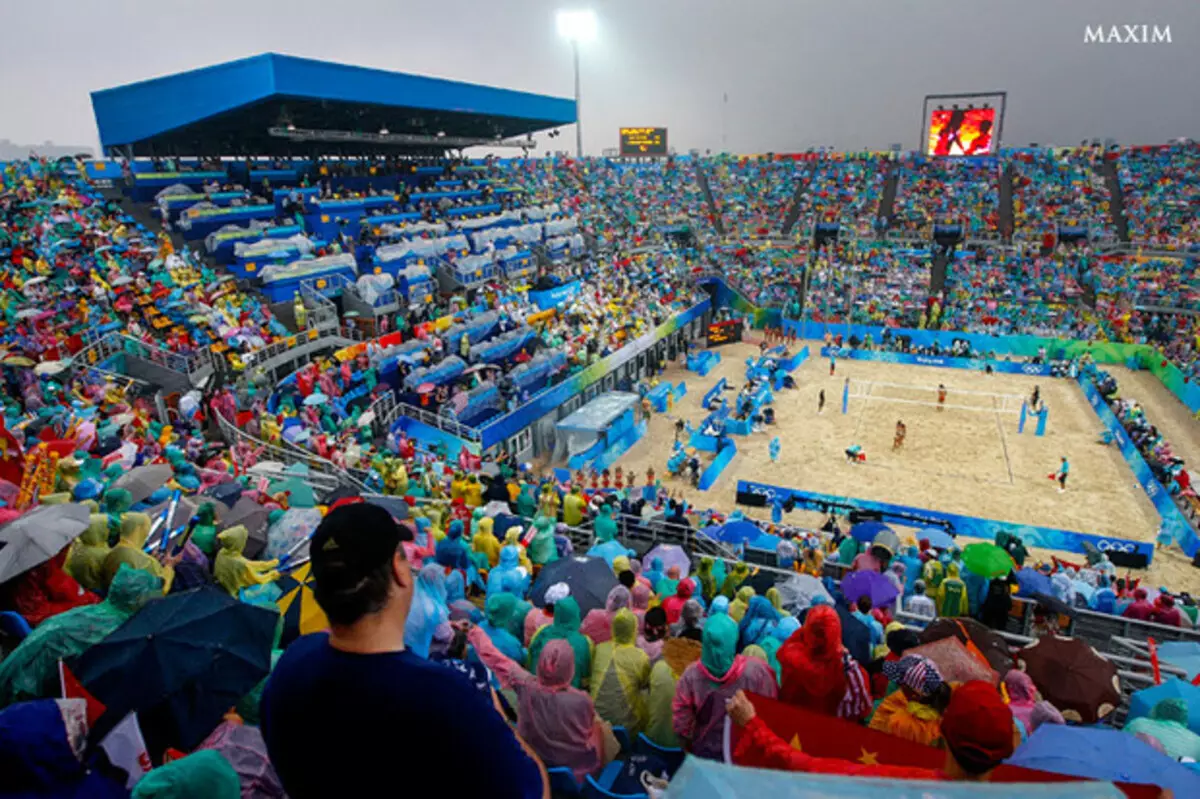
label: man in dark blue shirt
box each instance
[261,502,547,798]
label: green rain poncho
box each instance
[837,536,859,567]
[188,503,219,557]
[64,514,112,592]
[101,512,174,593]
[729,586,756,622]
[1124,698,1200,761]
[696,558,717,602]
[528,596,592,690]
[213,526,280,596]
[720,561,749,599]
[0,564,162,707]
[527,516,559,566]
[593,505,618,543]
[131,750,240,799]
[589,609,651,733]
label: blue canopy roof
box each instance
[90,53,576,155]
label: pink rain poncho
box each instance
[580,585,632,644]
[1004,669,1039,734]
[468,627,605,780]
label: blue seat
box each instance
[611,725,631,754]
[547,766,580,796]
[582,760,646,799]
[633,733,684,776]
[0,611,32,640]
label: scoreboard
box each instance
[706,318,743,346]
[619,127,668,157]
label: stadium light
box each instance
[557,9,596,159]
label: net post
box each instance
[842,379,849,414]
[1018,401,1027,434]
[1036,406,1048,437]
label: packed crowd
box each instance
[705,155,799,239]
[1117,143,1200,249]
[790,157,889,236]
[891,156,1001,235]
[805,242,932,328]
[1011,148,1115,242]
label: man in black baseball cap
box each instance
[262,502,546,798]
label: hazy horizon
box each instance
[2,0,1196,158]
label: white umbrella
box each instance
[302,393,327,407]
[22,276,48,287]
[0,503,91,583]
[33,360,69,376]
[112,463,175,504]
[15,308,40,320]
[356,410,376,427]
[774,573,834,615]
[110,275,134,287]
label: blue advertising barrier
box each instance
[528,280,582,311]
[479,300,710,448]
[737,480,1156,563]
[702,378,727,410]
[819,346,1055,376]
[687,350,721,376]
[700,441,737,491]
[1077,375,1198,557]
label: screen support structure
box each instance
[919,91,1007,155]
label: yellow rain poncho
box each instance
[64,514,112,592]
[646,637,702,748]
[503,528,533,573]
[589,609,650,733]
[100,512,174,593]
[472,517,502,568]
[563,489,587,527]
[729,586,756,623]
[214,526,280,596]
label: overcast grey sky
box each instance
[2,0,1196,156]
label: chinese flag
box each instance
[60,660,106,730]
[732,693,1160,798]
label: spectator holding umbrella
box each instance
[261,503,547,799]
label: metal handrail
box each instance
[386,401,484,443]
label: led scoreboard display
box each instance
[619,127,668,156]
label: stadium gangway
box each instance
[1071,606,1200,656]
[342,278,399,320]
[71,330,214,389]
[298,277,341,335]
[384,401,484,444]
[238,331,358,382]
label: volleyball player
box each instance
[937,384,947,411]
[893,420,907,450]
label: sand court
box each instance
[608,339,1195,585]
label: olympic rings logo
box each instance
[1022,365,1043,375]
[1095,540,1137,553]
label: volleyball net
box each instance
[841,378,1047,434]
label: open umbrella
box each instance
[1014,567,1053,597]
[905,635,998,685]
[198,721,285,798]
[112,463,174,505]
[220,497,272,559]
[849,521,892,544]
[204,481,244,509]
[960,542,1013,579]
[586,539,633,568]
[356,410,376,428]
[0,503,91,583]
[1158,641,1200,682]
[302,392,327,407]
[643,544,691,579]
[1127,677,1200,735]
[1008,725,1200,798]
[1017,634,1121,723]
[529,556,617,615]
[33,360,68,376]
[919,617,1013,676]
[275,561,329,648]
[840,569,899,608]
[0,355,34,367]
[71,586,276,753]
[1030,592,1076,618]
[417,382,436,395]
[773,573,833,614]
[711,520,761,545]
[914,527,955,550]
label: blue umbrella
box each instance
[1159,641,1200,682]
[714,520,761,545]
[1007,724,1200,798]
[840,569,899,608]
[1128,678,1200,735]
[529,555,618,615]
[586,539,633,568]
[71,587,276,754]
[849,521,892,544]
[1014,567,1054,597]
[914,527,955,549]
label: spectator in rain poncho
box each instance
[661,578,695,624]
[100,512,175,593]
[479,592,526,664]
[765,587,786,616]
[759,615,800,681]
[581,585,632,644]
[1124,698,1200,761]
[590,608,651,733]
[529,595,593,690]
[527,517,558,566]
[630,583,652,629]
[868,655,949,747]
[709,596,731,616]
[1003,670,1041,736]
[444,571,478,621]
[672,614,778,758]
[132,749,241,798]
[0,697,126,798]
[214,526,280,597]
[639,606,670,661]
[471,516,501,568]
[435,520,471,570]
[5,546,99,627]
[655,565,682,597]
[405,563,450,659]
[729,586,756,622]
[0,565,162,708]
[644,557,665,591]
[695,557,717,602]
[670,599,705,642]
[936,563,969,617]
[593,504,618,543]
[467,629,606,780]
[64,514,112,592]
[1090,575,1116,614]
[721,561,750,598]
[777,604,872,722]
[904,580,937,620]
[486,545,529,599]
[738,595,782,650]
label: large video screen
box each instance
[926,108,995,156]
[620,127,668,156]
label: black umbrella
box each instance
[71,587,276,757]
[799,603,872,667]
[1031,592,1077,619]
[363,495,410,522]
[204,481,243,509]
[529,556,618,615]
[219,497,271,560]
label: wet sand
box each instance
[608,339,1199,591]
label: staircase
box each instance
[694,166,727,237]
[1099,160,1132,243]
[999,162,1016,242]
[929,248,950,298]
[780,165,811,235]
[878,164,900,225]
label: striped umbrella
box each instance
[275,562,329,647]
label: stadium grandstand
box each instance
[2,32,1200,799]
